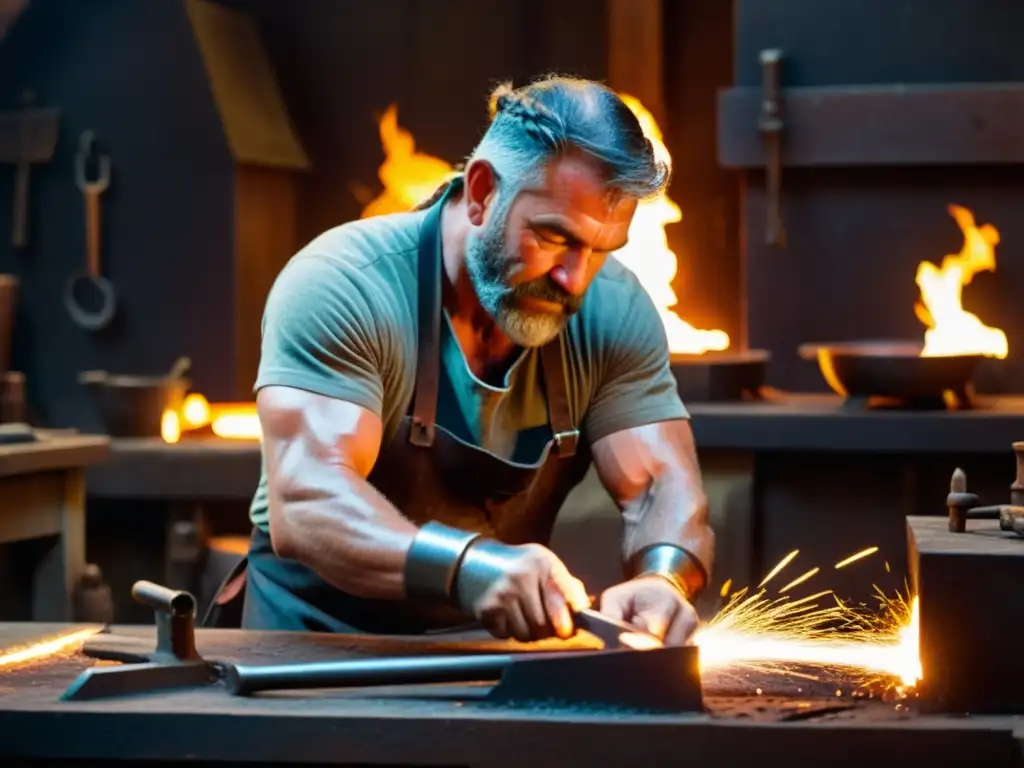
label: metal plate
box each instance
[907,515,1024,713]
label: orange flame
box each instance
[614,94,729,355]
[915,204,1007,358]
[361,104,458,218]
[161,394,261,443]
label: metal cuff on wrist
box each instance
[626,543,708,600]
[452,538,521,615]
[403,521,481,602]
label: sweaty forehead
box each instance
[517,154,635,245]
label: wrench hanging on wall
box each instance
[64,130,117,331]
[758,49,786,248]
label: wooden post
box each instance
[606,0,666,129]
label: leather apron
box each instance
[233,182,593,634]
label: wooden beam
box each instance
[606,0,665,128]
[718,83,1024,168]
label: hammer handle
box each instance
[85,189,101,276]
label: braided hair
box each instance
[471,75,670,201]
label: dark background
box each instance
[0,0,740,430]
[736,0,1024,393]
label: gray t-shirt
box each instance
[248,206,688,531]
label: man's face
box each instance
[465,154,636,347]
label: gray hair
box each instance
[466,75,671,208]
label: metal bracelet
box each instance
[452,537,521,615]
[403,521,482,601]
[626,543,708,601]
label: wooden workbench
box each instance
[0,432,110,621]
[0,622,1019,766]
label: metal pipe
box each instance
[131,580,196,617]
[223,653,517,697]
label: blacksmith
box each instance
[242,75,715,646]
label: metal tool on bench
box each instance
[0,90,59,249]
[64,130,116,331]
[61,581,703,713]
[60,580,220,701]
[947,443,1024,535]
[221,609,700,713]
[223,607,660,696]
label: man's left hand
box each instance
[599,575,699,646]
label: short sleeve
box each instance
[254,255,389,417]
[583,282,689,443]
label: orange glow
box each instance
[695,549,922,694]
[359,97,728,354]
[360,104,458,218]
[915,205,1007,358]
[160,393,261,442]
[160,409,181,444]
[0,628,98,670]
[614,94,729,354]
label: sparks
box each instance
[0,628,97,669]
[757,549,799,588]
[835,546,879,569]
[694,550,922,694]
[778,567,819,594]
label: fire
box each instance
[614,94,729,355]
[359,96,729,354]
[915,204,1008,358]
[361,104,458,218]
[161,394,261,443]
[694,547,922,694]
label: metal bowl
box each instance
[798,340,984,401]
[670,349,771,402]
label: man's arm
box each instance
[260,385,419,600]
[581,274,714,640]
[591,419,714,583]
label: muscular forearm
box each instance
[619,465,715,581]
[268,465,419,601]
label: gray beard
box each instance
[464,214,581,348]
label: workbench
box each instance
[0,432,110,620]
[0,622,1020,766]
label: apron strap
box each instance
[409,186,448,448]
[540,336,579,458]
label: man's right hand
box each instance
[457,541,590,643]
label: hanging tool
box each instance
[0,90,60,248]
[64,130,116,331]
[758,49,786,248]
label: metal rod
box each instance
[223,653,517,697]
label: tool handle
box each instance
[12,162,28,248]
[85,190,101,276]
[223,654,513,696]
